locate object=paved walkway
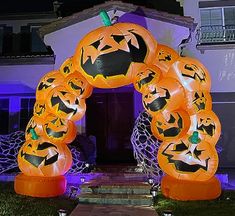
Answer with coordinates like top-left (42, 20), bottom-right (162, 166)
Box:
top-left (70, 204), bottom-right (158, 216)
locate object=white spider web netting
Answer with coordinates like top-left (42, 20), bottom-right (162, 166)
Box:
top-left (131, 110), bottom-right (163, 185)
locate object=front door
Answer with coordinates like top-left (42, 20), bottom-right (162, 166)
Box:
top-left (86, 91), bottom-right (136, 164)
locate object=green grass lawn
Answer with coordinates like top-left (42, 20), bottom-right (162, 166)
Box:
top-left (0, 182), bottom-right (77, 216)
top-left (1, 181), bottom-right (235, 216)
top-left (154, 190), bottom-right (235, 216)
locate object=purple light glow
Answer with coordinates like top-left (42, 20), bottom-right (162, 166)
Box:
top-left (65, 172), bottom-right (104, 185)
top-left (0, 82), bottom-right (35, 94)
top-left (118, 8), bottom-right (148, 29)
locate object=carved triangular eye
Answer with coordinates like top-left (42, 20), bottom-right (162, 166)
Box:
top-left (168, 114), bottom-right (175, 123)
top-left (60, 91), bottom-right (67, 96)
top-left (150, 88), bottom-right (157, 95)
top-left (90, 40), bottom-right (101, 49)
top-left (194, 148), bottom-right (203, 159)
top-left (194, 92), bottom-right (200, 100)
top-left (184, 64), bottom-right (194, 71)
top-left (112, 35), bottom-right (125, 43)
top-left (174, 142), bottom-right (188, 151)
top-left (51, 118), bottom-right (58, 124)
top-left (47, 78), bottom-right (55, 83)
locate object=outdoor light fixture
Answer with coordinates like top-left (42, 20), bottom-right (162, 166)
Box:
top-left (58, 209), bottom-right (67, 216)
top-left (80, 176), bottom-right (85, 183)
top-left (150, 185), bottom-right (159, 204)
top-left (163, 209), bottom-right (173, 216)
top-left (147, 177), bottom-right (154, 186)
top-left (150, 186), bottom-right (158, 198)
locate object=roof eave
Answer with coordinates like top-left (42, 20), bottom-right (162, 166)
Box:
top-left (39, 1), bottom-right (197, 38)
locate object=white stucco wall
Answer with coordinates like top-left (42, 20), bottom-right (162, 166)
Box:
top-left (0, 64), bottom-right (54, 89)
top-left (44, 10), bottom-right (190, 69)
top-left (183, 0), bottom-right (235, 92)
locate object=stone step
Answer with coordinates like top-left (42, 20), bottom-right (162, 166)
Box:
top-left (89, 173), bottom-right (148, 182)
top-left (81, 181), bottom-right (151, 194)
top-left (78, 193), bottom-right (153, 205)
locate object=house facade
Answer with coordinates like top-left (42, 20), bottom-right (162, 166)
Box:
top-left (0, 6), bottom-right (58, 134)
top-left (1, 0), bottom-right (234, 166)
top-left (182, 0), bottom-right (235, 168)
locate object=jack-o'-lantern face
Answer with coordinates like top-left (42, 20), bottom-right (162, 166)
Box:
top-left (157, 134), bottom-right (218, 181)
top-left (190, 110), bottom-right (221, 145)
top-left (25, 116), bottom-right (44, 140)
top-left (154, 44), bottom-right (179, 75)
top-left (143, 86), bottom-right (170, 113)
top-left (167, 57), bottom-right (211, 91)
top-left (36, 71), bottom-right (64, 101)
top-left (133, 63), bottom-right (162, 93)
top-left (197, 117), bottom-right (215, 136)
top-left (65, 73), bottom-right (93, 98)
top-left (183, 64), bottom-right (206, 82)
top-left (151, 110), bottom-right (190, 140)
top-left (47, 86), bottom-right (86, 121)
top-left (142, 78), bottom-right (185, 115)
top-left (43, 114), bottom-right (77, 144)
top-left (73, 22), bottom-right (158, 88)
top-left (18, 139), bottom-right (72, 176)
top-left (59, 57), bottom-right (74, 77)
top-left (186, 91), bottom-right (212, 115)
top-left (185, 91), bottom-right (212, 115)
top-left (33, 100), bottom-right (48, 118)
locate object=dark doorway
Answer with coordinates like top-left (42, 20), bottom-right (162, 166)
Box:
top-left (86, 90), bottom-right (136, 165)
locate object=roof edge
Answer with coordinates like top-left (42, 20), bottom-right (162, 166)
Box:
top-left (39, 1), bottom-right (197, 38)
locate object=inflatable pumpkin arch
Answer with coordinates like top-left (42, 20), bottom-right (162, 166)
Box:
top-left (14, 11), bottom-right (221, 200)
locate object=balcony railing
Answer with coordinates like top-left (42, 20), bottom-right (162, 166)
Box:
top-left (196, 25), bottom-right (235, 45)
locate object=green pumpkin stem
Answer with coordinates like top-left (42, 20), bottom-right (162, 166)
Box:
top-left (30, 128), bottom-right (39, 140)
top-left (188, 131), bottom-right (201, 144)
top-left (99, 10), bottom-right (112, 26)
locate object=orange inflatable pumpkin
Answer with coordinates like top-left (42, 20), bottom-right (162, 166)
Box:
top-left (64, 72), bottom-right (93, 98)
top-left (59, 57), bottom-right (74, 77)
top-left (36, 70), bottom-right (65, 101)
top-left (73, 22), bottom-right (158, 88)
top-left (42, 114), bottom-right (77, 144)
top-left (33, 100), bottom-right (49, 119)
top-left (189, 110), bottom-right (221, 145)
top-left (18, 138), bottom-right (72, 177)
top-left (151, 109), bottom-right (190, 141)
top-left (46, 86), bottom-right (86, 121)
top-left (185, 90), bottom-right (212, 115)
top-left (167, 56), bottom-right (211, 92)
top-left (154, 44), bottom-right (179, 75)
top-left (157, 133), bottom-right (218, 181)
top-left (142, 78), bottom-right (185, 115)
top-left (25, 116), bottom-right (45, 141)
top-left (133, 63), bottom-right (162, 93)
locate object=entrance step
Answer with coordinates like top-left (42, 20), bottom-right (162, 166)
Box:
top-left (81, 181), bottom-right (150, 195)
top-left (77, 166), bottom-right (153, 206)
top-left (78, 193), bottom-right (152, 205)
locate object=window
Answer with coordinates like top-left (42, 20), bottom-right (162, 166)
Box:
top-left (0, 99), bottom-right (9, 134)
top-left (0, 27), bottom-right (3, 54)
top-left (30, 26), bottom-right (48, 53)
top-left (20, 98), bottom-right (36, 131)
top-left (197, 1), bottom-right (235, 45)
top-left (2, 26), bottom-right (13, 55)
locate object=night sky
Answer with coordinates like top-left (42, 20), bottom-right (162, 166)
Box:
top-left (0, 0), bottom-right (183, 17)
